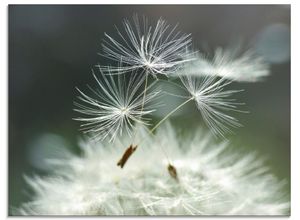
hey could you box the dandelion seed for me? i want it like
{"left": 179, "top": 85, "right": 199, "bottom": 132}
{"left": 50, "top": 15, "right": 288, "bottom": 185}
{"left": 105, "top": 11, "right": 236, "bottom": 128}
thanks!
{"left": 117, "top": 144, "right": 138, "bottom": 168}
{"left": 73, "top": 67, "right": 160, "bottom": 142}
{"left": 167, "top": 163, "right": 178, "bottom": 181}
{"left": 99, "top": 15, "right": 194, "bottom": 77}
{"left": 180, "top": 75, "right": 244, "bottom": 137}
{"left": 178, "top": 45, "right": 270, "bottom": 82}
{"left": 16, "top": 123, "right": 289, "bottom": 215}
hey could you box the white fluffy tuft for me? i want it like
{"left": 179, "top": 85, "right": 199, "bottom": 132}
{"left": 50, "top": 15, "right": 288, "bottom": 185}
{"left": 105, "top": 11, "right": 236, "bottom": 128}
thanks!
{"left": 100, "top": 15, "right": 194, "bottom": 77}
{"left": 16, "top": 123, "right": 289, "bottom": 215}
{"left": 74, "top": 67, "right": 159, "bottom": 142}
{"left": 177, "top": 45, "right": 270, "bottom": 82}
{"left": 180, "top": 75, "right": 244, "bottom": 137}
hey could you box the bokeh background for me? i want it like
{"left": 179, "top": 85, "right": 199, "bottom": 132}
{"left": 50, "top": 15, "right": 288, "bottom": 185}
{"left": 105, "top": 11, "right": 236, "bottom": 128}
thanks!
{"left": 9, "top": 5, "right": 290, "bottom": 212}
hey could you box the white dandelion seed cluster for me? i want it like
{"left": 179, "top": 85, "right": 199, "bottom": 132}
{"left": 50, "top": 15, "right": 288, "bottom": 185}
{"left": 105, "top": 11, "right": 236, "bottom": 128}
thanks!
{"left": 100, "top": 15, "right": 194, "bottom": 76}
{"left": 16, "top": 124, "right": 289, "bottom": 215}
{"left": 74, "top": 15, "right": 270, "bottom": 140}
{"left": 74, "top": 68, "right": 160, "bottom": 142}
{"left": 177, "top": 45, "right": 270, "bottom": 82}
{"left": 179, "top": 75, "right": 244, "bottom": 137}
{"left": 16, "top": 15, "right": 289, "bottom": 216}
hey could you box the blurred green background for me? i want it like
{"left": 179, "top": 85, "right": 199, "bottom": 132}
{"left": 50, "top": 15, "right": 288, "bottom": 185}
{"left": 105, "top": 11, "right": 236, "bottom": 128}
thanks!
{"left": 9, "top": 5, "right": 290, "bottom": 211}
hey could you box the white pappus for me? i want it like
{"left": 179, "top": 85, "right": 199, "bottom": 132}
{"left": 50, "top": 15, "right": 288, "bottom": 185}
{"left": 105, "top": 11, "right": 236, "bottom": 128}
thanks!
{"left": 178, "top": 74, "right": 244, "bottom": 138}
{"left": 99, "top": 15, "right": 195, "bottom": 77}
{"left": 177, "top": 45, "right": 270, "bottom": 82}
{"left": 15, "top": 123, "right": 289, "bottom": 215}
{"left": 73, "top": 67, "right": 160, "bottom": 142}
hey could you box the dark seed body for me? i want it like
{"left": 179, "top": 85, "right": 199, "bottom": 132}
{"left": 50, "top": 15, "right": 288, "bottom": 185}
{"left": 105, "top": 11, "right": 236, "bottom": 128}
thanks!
{"left": 168, "top": 163, "right": 178, "bottom": 180}
{"left": 117, "top": 144, "right": 138, "bottom": 168}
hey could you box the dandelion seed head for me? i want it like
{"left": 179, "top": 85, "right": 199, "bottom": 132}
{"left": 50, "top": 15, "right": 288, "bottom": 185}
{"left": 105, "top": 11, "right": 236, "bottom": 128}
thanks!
{"left": 100, "top": 15, "right": 194, "bottom": 77}
{"left": 180, "top": 75, "right": 243, "bottom": 137}
{"left": 177, "top": 44, "right": 270, "bottom": 82}
{"left": 16, "top": 123, "right": 289, "bottom": 215}
{"left": 73, "top": 68, "right": 160, "bottom": 142}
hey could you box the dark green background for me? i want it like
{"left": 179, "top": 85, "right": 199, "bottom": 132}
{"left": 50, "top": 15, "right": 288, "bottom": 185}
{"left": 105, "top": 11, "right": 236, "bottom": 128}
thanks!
{"left": 9, "top": 5, "right": 290, "bottom": 211}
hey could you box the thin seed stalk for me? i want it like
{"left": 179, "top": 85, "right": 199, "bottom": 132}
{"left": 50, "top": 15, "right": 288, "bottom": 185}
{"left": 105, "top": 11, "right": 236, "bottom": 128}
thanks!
{"left": 132, "top": 72, "right": 149, "bottom": 143}
{"left": 140, "top": 73, "right": 149, "bottom": 114}
{"left": 149, "top": 97, "right": 194, "bottom": 134}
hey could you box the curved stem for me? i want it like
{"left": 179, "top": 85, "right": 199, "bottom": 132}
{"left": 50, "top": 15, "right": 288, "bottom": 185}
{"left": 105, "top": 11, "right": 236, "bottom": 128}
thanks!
{"left": 132, "top": 72, "right": 149, "bottom": 143}
{"left": 141, "top": 73, "right": 149, "bottom": 113}
{"left": 149, "top": 97, "right": 194, "bottom": 134}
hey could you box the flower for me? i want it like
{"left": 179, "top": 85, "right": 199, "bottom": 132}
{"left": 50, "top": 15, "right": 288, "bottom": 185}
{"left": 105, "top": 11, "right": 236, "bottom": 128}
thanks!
{"left": 73, "top": 67, "right": 159, "bottom": 142}
{"left": 177, "top": 45, "right": 270, "bottom": 82}
{"left": 179, "top": 75, "right": 244, "bottom": 137}
{"left": 99, "top": 15, "right": 194, "bottom": 77}
{"left": 15, "top": 123, "right": 289, "bottom": 215}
